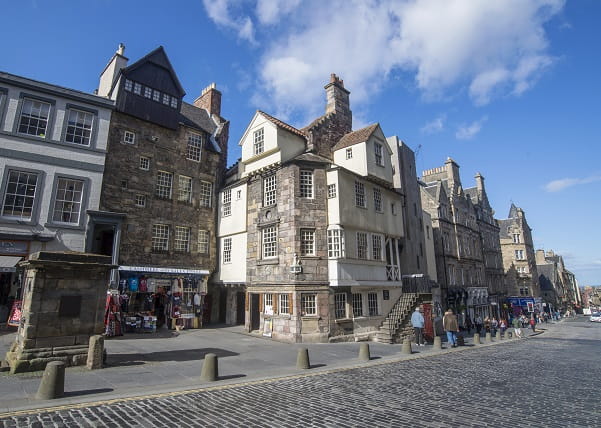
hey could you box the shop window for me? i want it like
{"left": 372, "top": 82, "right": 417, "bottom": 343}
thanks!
{"left": 334, "top": 293, "right": 346, "bottom": 319}
{"left": 301, "top": 294, "right": 316, "bottom": 316}
{"left": 264, "top": 293, "right": 273, "bottom": 315}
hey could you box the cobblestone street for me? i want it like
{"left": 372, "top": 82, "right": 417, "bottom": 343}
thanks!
{"left": 1, "top": 319, "right": 599, "bottom": 427}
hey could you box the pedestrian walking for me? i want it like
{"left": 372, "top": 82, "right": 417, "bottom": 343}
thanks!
{"left": 475, "top": 315, "right": 483, "bottom": 334}
{"left": 484, "top": 317, "right": 491, "bottom": 334}
{"left": 499, "top": 318, "right": 507, "bottom": 335}
{"left": 411, "top": 307, "right": 425, "bottom": 346}
{"left": 443, "top": 309, "right": 460, "bottom": 348}
{"left": 529, "top": 315, "right": 536, "bottom": 332}
{"left": 491, "top": 317, "right": 498, "bottom": 336}
{"left": 512, "top": 317, "right": 522, "bottom": 338}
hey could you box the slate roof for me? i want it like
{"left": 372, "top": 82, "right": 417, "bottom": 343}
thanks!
{"left": 258, "top": 110, "right": 307, "bottom": 139}
{"left": 290, "top": 152, "right": 332, "bottom": 164}
{"left": 497, "top": 218, "right": 515, "bottom": 238}
{"left": 121, "top": 46, "right": 185, "bottom": 96}
{"left": 332, "top": 123, "right": 379, "bottom": 151}
{"left": 508, "top": 203, "right": 519, "bottom": 219}
{"left": 179, "top": 101, "right": 221, "bottom": 153}
{"left": 464, "top": 186, "right": 478, "bottom": 202}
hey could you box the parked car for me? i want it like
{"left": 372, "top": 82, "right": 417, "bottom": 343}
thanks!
{"left": 590, "top": 313, "right": 601, "bottom": 322}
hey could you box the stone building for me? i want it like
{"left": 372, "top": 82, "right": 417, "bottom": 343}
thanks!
{"left": 497, "top": 204, "right": 540, "bottom": 298}
{"left": 95, "top": 45, "right": 228, "bottom": 323}
{"left": 536, "top": 249, "right": 581, "bottom": 312}
{"left": 420, "top": 159, "right": 493, "bottom": 319}
{"left": 215, "top": 75, "right": 433, "bottom": 343}
{"left": 0, "top": 71, "right": 113, "bottom": 313}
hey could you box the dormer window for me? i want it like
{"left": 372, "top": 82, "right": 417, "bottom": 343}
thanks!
{"left": 346, "top": 148, "right": 353, "bottom": 159}
{"left": 170, "top": 97, "right": 178, "bottom": 108}
{"left": 133, "top": 83, "right": 142, "bottom": 95}
{"left": 253, "top": 128, "right": 264, "bottom": 155}
{"left": 163, "top": 94, "right": 170, "bottom": 105}
{"left": 144, "top": 87, "right": 152, "bottom": 98}
{"left": 153, "top": 90, "right": 160, "bottom": 102}
{"left": 124, "top": 79, "right": 133, "bottom": 92}
{"left": 374, "top": 143, "right": 383, "bottom": 166}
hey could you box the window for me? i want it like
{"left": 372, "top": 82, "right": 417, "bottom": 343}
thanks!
{"left": 163, "top": 94, "right": 170, "bottom": 105}
{"left": 170, "top": 97, "right": 178, "bottom": 108}
{"left": 174, "top": 226, "right": 190, "bottom": 252}
{"left": 222, "top": 189, "right": 231, "bottom": 217}
{"left": 144, "top": 87, "right": 152, "bottom": 98}
{"left": 346, "top": 148, "right": 353, "bottom": 159}
{"left": 124, "top": 131, "right": 136, "bottom": 144}
{"left": 512, "top": 234, "right": 521, "bottom": 244}
{"left": 372, "top": 235, "right": 382, "bottom": 260}
{"left": 223, "top": 237, "right": 232, "bottom": 263}
{"left": 65, "top": 109, "right": 94, "bottom": 146}
{"left": 156, "top": 171, "right": 173, "bottom": 199}
{"left": 355, "top": 181, "right": 366, "bottom": 208}
{"left": 279, "top": 294, "right": 289, "bottom": 315}
{"left": 253, "top": 128, "right": 264, "bottom": 155}
{"left": 300, "top": 229, "right": 315, "bottom": 256}
{"left": 301, "top": 294, "right": 316, "bottom": 316}
{"left": 120, "top": 180, "right": 127, "bottom": 189}
{"left": 299, "top": 170, "right": 313, "bottom": 198}
{"left": 18, "top": 98, "right": 51, "bottom": 137}
{"left": 1, "top": 170, "right": 39, "bottom": 220}
{"left": 357, "top": 232, "right": 368, "bottom": 259}
{"left": 199, "top": 181, "right": 212, "bottom": 207}
{"left": 264, "top": 293, "right": 273, "bottom": 314}
{"left": 327, "top": 184, "right": 336, "bottom": 199}
{"left": 236, "top": 189, "right": 242, "bottom": 200}
{"left": 135, "top": 194, "right": 146, "bottom": 207}
{"left": 373, "top": 188, "right": 382, "bottom": 212}
{"left": 515, "top": 250, "right": 524, "bottom": 260}
{"left": 263, "top": 174, "right": 276, "bottom": 207}
{"left": 153, "top": 90, "right": 160, "bottom": 102}
{"left": 391, "top": 202, "right": 396, "bottom": 215}
{"left": 426, "top": 226, "right": 430, "bottom": 239}
{"left": 139, "top": 156, "right": 150, "bottom": 171}
{"left": 327, "top": 228, "right": 345, "bottom": 258}
{"left": 52, "top": 178, "right": 84, "bottom": 224}
{"left": 335, "top": 293, "right": 347, "bottom": 319}
{"left": 368, "top": 292, "right": 378, "bottom": 316}
{"left": 262, "top": 226, "right": 277, "bottom": 258}
{"left": 352, "top": 293, "right": 363, "bottom": 317}
{"left": 198, "top": 230, "right": 209, "bottom": 254}
{"left": 152, "top": 224, "right": 169, "bottom": 251}
{"left": 374, "top": 143, "right": 383, "bottom": 166}
{"left": 134, "top": 83, "right": 142, "bottom": 95}
{"left": 187, "top": 133, "right": 202, "bottom": 162}
{"left": 178, "top": 175, "right": 192, "bottom": 203}
{"left": 124, "top": 79, "right": 133, "bottom": 91}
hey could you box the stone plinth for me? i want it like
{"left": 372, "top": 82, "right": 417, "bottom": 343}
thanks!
{"left": 5, "top": 251, "right": 113, "bottom": 373}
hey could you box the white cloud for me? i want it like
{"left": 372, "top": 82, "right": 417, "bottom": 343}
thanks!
{"left": 455, "top": 116, "right": 488, "bottom": 140}
{"left": 544, "top": 175, "right": 601, "bottom": 192}
{"left": 202, "top": 0, "right": 565, "bottom": 118}
{"left": 202, "top": 0, "right": 256, "bottom": 43}
{"left": 420, "top": 114, "right": 446, "bottom": 134}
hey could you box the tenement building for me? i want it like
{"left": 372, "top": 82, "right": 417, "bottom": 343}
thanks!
{"left": 0, "top": 71, "right": 113, "bottom": 314}
{"left": 420, "top": 159, "right": 493, "bottom": 320}
{"left": 95, "top": 45, "right": 228, "bottom": 328}
{"left": 497, "top": 204, "right": 540, "bottom": 299}
{"left": 536, "top": 249, "right": 581, "bottom": 312}
{"left": 215, "top": 75, "right": 431, "bottom": 343}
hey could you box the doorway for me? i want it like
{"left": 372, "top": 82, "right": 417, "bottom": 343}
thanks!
{"left": 250, "top": 293, "right": 260, "bottom": 331}
{"left": 236, "top": 291, "right": 245, "bottom": 325}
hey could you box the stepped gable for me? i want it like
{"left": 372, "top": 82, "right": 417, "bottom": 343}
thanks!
{"left": 332, "top": 123, "right": 379, "bottom": 151}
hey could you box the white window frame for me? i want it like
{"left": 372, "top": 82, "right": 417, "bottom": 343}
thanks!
{"left": 327, "top": 184, "right": 336, "bottom": 199}
{"left": 357, "top": 232, "right": 368, "bottom": 260}
{"left": 18, "top": 98, "right": 51, "bottom": 137}
{"left": 152, "top": 224, "right": 169, "bottom": 252}
{"left": 373, "top": 188, "right": 382, "bottom": 212}
{"left": 222, "top": 189, "right": 232, "bottom": 217}
{"left": 135, "top": 194, "right": 146, "bottom": 208}
{"left": 262, "top": 226, "right": 277, "bottom": 259}
{"left": 174, "top": 226, "right": 191, "bottom": 252}
{"left": 124, "top": 79, "right": 133, "bottom": 91}
{"left": 199, "top": 181, "right": 212, "bottom": 208}
{"left": 300, "top": 229, "right": 315, "bottom": 256}
{"left": 124, "top": 130, "right": 136, "bottom": 144}
{"left": 153, "top": 89, "right": 160, "bottom": 102}
{"left": 223, "top": 237, "right": 232, "bottom": 263}
{"left": 279, "top": 294, "right": 289, "bottom": 315}
{"left": 264, "top": 293, "right": 273, "bottom": 315}
{"left": 301, "top": 294, "right": 316, "bottom": 316}
{"left": 355, "top": 181, "right": 366, "bottom": 208}
{"left": 512, "top": 234, "right": 521, "bottom": 244}
{"left": 352, "top": 293, "right": 363, "bottom": 317}
{"left": 156, "top": 171, "right": 173, "bottom": 199}
{"left": 1, "top": 170, "right": 39, "bottom": 220}
{"left": 334, "top": 293, "right": 347, "bottom": 319}
{"left": 134, "top": 82, "right": 142, "bottom": 95}
{"left": 144, "top": 87, "right": 152, "bottom": 98}
{"left": 163, "top": 93, "right": 170, "bottom": 105}
{"left": 263, "top": 174, "right": 276, "bottom": 207}
{"left": 198, "top": 230, "right": 209, "bottom": 254}
{"left": 139, "top": 156, "right": 150, "bottom": 171}
{"left": 65, "top": 108, "right": 94, "bottom": 146}
{"left": 51, "top": 177, "right": 84, "bottom": 225}
{"left": 299, "top": 170, "right": 314, "bottom": 198}
{"left": 253, "top": 128, "right": 264, "bottom": 156}
{"left": 178, "top": 175, "right": 193, "bottom": 203}
{"left": 187, "top": 133, "right": 203, "bottom": 162}
{"left": 327, "top": 227, "right": 345, "bottom": 258}
{"left": 368, "top": 292, "right": 379, "bottom": 316}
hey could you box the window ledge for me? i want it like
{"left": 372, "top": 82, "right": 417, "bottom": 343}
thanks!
{"left": 45, "top": 222, "right": 85, "bottom": 231}
{"left": 257, "top": 259, "right": 279, "bottom": 266}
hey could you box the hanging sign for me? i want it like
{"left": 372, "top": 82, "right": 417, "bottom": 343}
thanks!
{"left": 7, "top": 300, "right": 23, "bottom": 327}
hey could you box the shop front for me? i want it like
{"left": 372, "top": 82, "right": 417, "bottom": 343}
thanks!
{"left": 0, "top": 240, "right": 29, "bottom": 324}
{"left": 104, "top": 265, "right": 209, "bottom": 336}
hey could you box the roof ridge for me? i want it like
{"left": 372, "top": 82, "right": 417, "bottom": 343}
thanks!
{"left": 258, "top": 110, "right": 307, "bottom": 139}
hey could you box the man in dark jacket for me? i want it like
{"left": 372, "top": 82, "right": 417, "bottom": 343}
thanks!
{"left": 443, "top": 309, "right": 460, "bottom": 347}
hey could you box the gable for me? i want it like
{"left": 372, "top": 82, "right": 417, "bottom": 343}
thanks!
{"left": 122, "top": 47, "right": 185, "bottom": 97}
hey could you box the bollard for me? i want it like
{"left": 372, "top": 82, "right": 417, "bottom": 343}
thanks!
{"left": 485, "top": 332, "right": 492, "bottom": 343}
{"left": 433, "top": 336, "right": 442, "bottom": 350}
{"left": 36, "top": 361, "right": 65, "bottom": 400}
{"left": 496, "top": 330, "right": 502, "bottom": 341}
{"left": 358, "top": 343, "right": 371, "bottom": 361}
{"left": 473, "top": 333, "right": 481, "bottom": 345}
{"left": 200, "top": 353, "right": 219, "bottom": 382}
{"left": 87, "top": 335, "right": 104, "bottom": 370}
{"left": 296, "top": 348, "right": 310, "bottom": 369}
{"left": 505, "top": 331, "right": 513, "bottom": 340}
{"left": 401, "top": 338, "right": 412, "bottom": 355}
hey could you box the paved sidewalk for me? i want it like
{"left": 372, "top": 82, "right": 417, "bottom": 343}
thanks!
{"left": 0, "top": 320, "right": 558, "bottom": 414}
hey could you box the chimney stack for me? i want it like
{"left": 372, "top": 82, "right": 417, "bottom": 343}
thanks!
{"left": 194, "top": 83, "right": 222, "bottom": 117}
{"left": 324, "top": 73, "right": 351, "bottom": 132}
{"left": 445, "top": 157, "right": 461, "bottom": 192}
{"left": 98, "top": 44, "right": 128, "bottom": 99}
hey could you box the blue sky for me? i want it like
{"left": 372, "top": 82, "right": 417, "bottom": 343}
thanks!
{"left": 1, "top": 0, "right": 599, "bottom": 285}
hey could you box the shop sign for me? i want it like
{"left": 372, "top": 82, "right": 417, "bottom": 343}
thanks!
{"left": 262, "top": 318, "right": 273, "bottom": 337}
{"left": 7, "top": 300, "right": 22, "bottom": 327}
{"left": 0, "top": 241, "right": 29, "bottom": 256}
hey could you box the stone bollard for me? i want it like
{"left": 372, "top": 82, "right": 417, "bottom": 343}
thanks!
{"left": 200, "top": 353, "right": 219, "bottom": 381}
{"left": 401, "top": 338, "right": 412, "bottom": 355}
{"left": 87, "top": 335, "right": 104, "bottom": 370}
{"left": 496, "top": 330, "right": 502, "bottom": 341}
{"left": 473, "top": 333, "right": 481, "bottom": 345}
{"left": 485, "top": 332, "right": 492, "bottom": 343}
{"left": 296, "top": 348, "right": 310, "bottom": 369}
{"left": 358, "top": 343, "right": 371, "bottom": 361}
{"left": 505, "top": 331, "right": 513, "bottom": 340}
{"left": 433, "top": 336, "right": 442, "bottom": 350}
{"left": 36, "top": 361, "right": 65, "bottom": 400}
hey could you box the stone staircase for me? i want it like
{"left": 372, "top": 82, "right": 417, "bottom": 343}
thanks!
{"left": 375, "top": 293, "right": 419, "bottom": 344}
